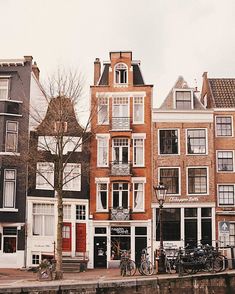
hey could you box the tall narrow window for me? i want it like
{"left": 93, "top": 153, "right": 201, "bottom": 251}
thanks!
{"left": 133, "top": 138, "right": 144, "bottom": 166}
{"left": 159, "top": 130, "right": 178, "bottom": 154}
{"left": 3, "top": 169, "right": 16, "bottom": 208}
{"left": 217, "top": 151, "right": 234, "bottom": 171}
{"left": 97, "top": 136, "right": 109, "bottom": 167}
{"left": 188, "top": 168, "right": 207, "bottom": 194}
{"left": 33, "top": 204, "right": 54, "bottom": 236}
{"left": 36, "top": 162, "right": 54, "bottom": 190}
{"left": 63, "top": 163, "right": 81, "bottom": 191}
{"left": 159, "top": 168, "right": 179, "bottom": 194}
{"left": 5, "top": 121, "right": 18, "bottom": 152}
{"left": 112, "top": 97, "right": 129, "bottom": 130}
{"left": 98, "top": 97, "right": 108, "bottom": 124}
{"left": 97, "top": 183, "right": 108, "bottom": 211}
{"left": 187, "top": 129, "right": 206, "bottom": 154}
{"left": 115, "top": 63, "right": 127, "bottom": 84}
{"left": 133, "top": 182, "right": 144, "bottom": 211}
{"left": 0, "top": 79, "right": 9, "bottom": 100}
{"left": 175, "top": 91, "right": 192, "bottom": 110}
{"left": 133, "top": 97, "right": 144, "bottom": 123}
{"left": 216, "top": 117, "right": 232, "bottom": 136}
{"left": 112, "top": 183, "right": 128, "bottom": 209}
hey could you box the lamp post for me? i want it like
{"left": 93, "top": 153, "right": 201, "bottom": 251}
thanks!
{"left": 153, "top": 182, "right": 167, "bottom": 274}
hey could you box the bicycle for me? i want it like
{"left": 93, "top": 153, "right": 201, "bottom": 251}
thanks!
{"left": 139, "top": 247, "right": 154, "bottom": 276}
{"left": 120, "top": 250, "right": 136, "bottom": 277}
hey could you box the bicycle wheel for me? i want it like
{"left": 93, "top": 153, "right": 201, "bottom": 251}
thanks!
{"left": 212, "top": 256, "right": 224, "bottom": 273}
{"left": 126, "top": 260, "right": 136, "bottom": 276}
{"left": 120, "top": 262, "right": 127, "bottom": 276}
{"left": 140, "top": 261, "right": 154, "bottom": 276}
{"left": 137, "top": 263, "right": 144, "bottom": 275}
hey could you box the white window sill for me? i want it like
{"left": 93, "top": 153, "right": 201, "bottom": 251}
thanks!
{"left": 0, "top": 113, "right": 22, "bottom": 117}
{"left": 0, "top": 208, "right": 18, "bottom": 212}
{"left": 0, "top": 152, "right": 20, "bottom": 156}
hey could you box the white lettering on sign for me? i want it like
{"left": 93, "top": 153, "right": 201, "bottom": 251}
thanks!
{"left": 168, "top": 197, "right": 199, "bottom": 203}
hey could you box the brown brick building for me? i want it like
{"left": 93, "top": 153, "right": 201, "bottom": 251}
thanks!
{"left": 152, "top": 76, "right": 215, "bottom": 250}
{"left": 201, "top": 73, "right": 235, "bottom": 247}
{"left": 89, "top": 52, "right": 153, "bottom": 268}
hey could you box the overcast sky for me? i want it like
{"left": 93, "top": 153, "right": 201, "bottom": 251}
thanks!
{"left": 1, "top": 0, "right": 235, "bottom": 107}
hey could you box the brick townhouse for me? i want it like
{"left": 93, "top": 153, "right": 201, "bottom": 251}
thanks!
{"left": 201, "top": 73, "right": 235, "bottom": 247}
{"left": 152, "top": 76, "right": 216, "bottom": 251}
{"left": 26, "top": 96, "right": 90, "bottom": 267}
{"left": 89, "top": 51, "right": 153, "bottom": 268}
{"left": 0, "top": 57, "right": 44, "bottom": 267}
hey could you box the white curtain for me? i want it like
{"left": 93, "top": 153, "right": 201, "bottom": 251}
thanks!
{"left": 134, "top": 183, "right": 143, "bottom": 210}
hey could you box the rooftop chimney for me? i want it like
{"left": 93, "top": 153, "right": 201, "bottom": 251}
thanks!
{"left": 32, "top": 61, "right": 40, "bottom": 80}
{"left": 94, "top": 58, "right": 101, "bottom": 85}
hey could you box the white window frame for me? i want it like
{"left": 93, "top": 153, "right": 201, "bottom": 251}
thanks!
{"left": 173, "top": 88, "right": 194, "bottom": 110}
{"left": 76, "top": 204, "right": 87, "bottom": 220}
{"left": 158, "top": 129, "right": 180, "bottom": 156}
{"left": 2, "top": 226, "right": 17, "bottom": 254}
{"left": 112, "top": 137, "right": 130, "bottom": 163}
{"left": 133, "top": 96, "right": 144, "bottom": 124}
{"left": 36, "top": 162, "right": 54, "bottom": 190}
{"left": 216, "top": 150, "right": 234, "bottom": 173}
{"left": 217, "top": 184, "right": 235, "bottom": 207}
{"left": 158, "top": 167, "right": 181, "bottom": 196}
{"left": 3, "top": 169, "right": 16, "bottom": 209}
{"left": 63, "top": 163, "right": 81, "bottom": 191}
{"left": 114, "top": 63, "right": 128, "bottom": 85}
{"left": 98, "top": 97, "right": 109, "bottom": 125}
{"left": 112, "top": 182, "right": 129, "bottom": 209}
{"left": 5, "top": 121, "right": 18, "bottom": 153}
{"left": 186, "top": 166, "right": 209, "bottom": 196}
{"left": 186, "top": 128, "right": 208, "bottom": 155}
{"left": 95, "top": 178, "right": 109, "bottom": 212}
{"left": 96, "top": 134, "right": 109, "bottom": 167}
{"left": 215, "top": 115, "right": 233, "bottom": 137}
{"left": 0, "top": 78, "right": 9, "bottom": 100}
{"left": 132, "top": 133, "right": 146, "bottom": 167}
{"left": 132, "top": 177, "right": 146, "bottom": 212}
{"left": 32, "top": 203, "right": 55, "bottom": 236}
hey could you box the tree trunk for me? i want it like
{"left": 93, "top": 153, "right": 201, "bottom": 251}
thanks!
{"left": 55, "top": 188, "right": 63, "bottom": 280}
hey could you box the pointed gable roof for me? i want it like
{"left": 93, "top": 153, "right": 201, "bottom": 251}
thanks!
{"left": 159, "top": 76, "right": 205, "bottom": 111}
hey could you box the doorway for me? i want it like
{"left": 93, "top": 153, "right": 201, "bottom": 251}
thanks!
{"left": 94, "top": 237, "right": 107, "bottom": 268}
{"left": 135, "top": 237, "right": 147, "bottom": 266}
{"left": 62, "top": 223, "right": 71, "bottom": 252}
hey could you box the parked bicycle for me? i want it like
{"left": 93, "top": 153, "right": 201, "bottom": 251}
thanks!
{"left": 120, "top": 250, "right": 136, "bottom": 277}
{"left": 138, "top": 246, "right": 154, "bottom": 276}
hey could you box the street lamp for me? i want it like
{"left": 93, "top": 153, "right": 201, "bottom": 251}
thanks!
{"left": 153, "top": 182, "right": 167, "bottom": 274}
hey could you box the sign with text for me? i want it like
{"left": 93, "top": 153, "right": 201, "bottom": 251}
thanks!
{"left": 219, "top": 221, "right": 230, "bottom": 235}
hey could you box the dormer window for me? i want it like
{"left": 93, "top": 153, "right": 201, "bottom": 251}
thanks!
{"left": 0, "top": 78, "right": 9, "bottom": 100}
{"left": 115, "top": 63, "right": 127, "bottom": 84}
{"left": 175, "top": 90, "right": 193, "bottom": 110}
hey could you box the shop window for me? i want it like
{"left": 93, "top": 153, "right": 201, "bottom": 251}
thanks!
{"left": 187, "top": 129, "right": 206, "bottom": 154}
{"left": 159, "top": 130, "right": 178, "bottom": 154}
{"left": 76, "top": 205, "right": 86, "bottom": 220}
{"left": 3, "top": 227, "right": 17, "bottom": 253}
{"left": 111, "top": 227, "right": 130, "bottom": 260}
{"left": 159, "top": 168, "right": 179, "bottom": 194}
{"left": 216, "top": 116, "right": 232, "bottom": 137}
{"left": 135, "top": 227, "right": 147, "bottom": 235}
{"left": 184, "top": 208, "right": 198, "bottom": 248}
{"left": 156, "top": 208, "right": 180, "bottom": 241}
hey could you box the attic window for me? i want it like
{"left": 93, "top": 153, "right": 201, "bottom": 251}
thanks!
{"left": 175, "top": 91, "right": 192, "bottom": 110}
{"left": 115, "top": 63, "right": 127, "bottom": 84}
{"left": 54, "top": 121, "right": 67, "bottom": 133}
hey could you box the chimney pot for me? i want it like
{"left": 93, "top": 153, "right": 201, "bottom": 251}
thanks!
{"left": 94, "top": 58, "right": 101, "bottom": 85}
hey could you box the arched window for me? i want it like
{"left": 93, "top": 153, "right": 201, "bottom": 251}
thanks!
{"left": 115, "top": 63, "right": 127, "bottom": 84}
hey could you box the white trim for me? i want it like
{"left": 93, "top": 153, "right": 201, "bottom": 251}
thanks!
{"left": 215, "top": 115, "right": 233, "bottom": 137}
{"left": 158, "top": 167, "right": 181, "bottom": 196}
{"left": 153, "top": 111, "right": 213, "bottom": 123}
{"left": 132, "top": 136, "right": 145, "bottom": 167}
{"left": 158, "top": 129, "right": 180, "bottom": 156}
{"left": 0, "top": 208, "right": 18, "bottom": 212}
{"left": 111, "top": 182, "right": 129, "bottom": 209}
{"left": 131, "top": 177, "right": 147, "bottom": 183}
{"left": 96, "top": 134, "right": 110, "bottom": 139}
{"left": 96, "top": 136, "right": 109, "bottom": 167}
{"left": 214, "top": 108, "right": 235, "bottom": 111}
{"left": 3, "top": 169, "right": 17, "bottom": 209}
{"left": 0, "top": 152, "right": 20, "bottom": 156}
{"left": 216, "top": 150, "right": 235, "bottom": 173}
{"left": 112, "top": 137, "right": 130, "bottom": 162}
{"left": 0, "top": 99, "right": 23, "bottom": 104}
{"left": 185, "top": 128, "right": 208, "bottom": 155}
{"left": 0, "top": 113, "right": 22, "bottom": 117}
{"left": 132, "top": 133, "right": 146, "bottom": 139}
{"left": 96, "top": 181, "right": 109, "bottom": 212}
{"left": 97, "top": 96, "right": 109, "bottom": 125}
{"left": 5, "top": 120, "right": 18, "bottom": 153}
{"left": 186, "top": 166, "right": 209, "bottom": 196}
{"left": 96, "top": 91, "right": 146, "bottom": 98}
{"left": 217, "top": 184, "right": 235, "bottom": 207}
{"left": 114, "top": 62, "right": 128, "bottom": 86}
{"left": 95, "top": 177, "right": 110, "bottom": 183}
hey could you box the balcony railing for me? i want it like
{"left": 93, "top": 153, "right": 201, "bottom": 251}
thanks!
{"left": 110, "top": 206, "right": 130, "bottom": 221}
{"left": 110, "top": 161, "right": 131, "bottom": 176}
{"left": 112, "top": 117, "right": 130, "bottom": 130}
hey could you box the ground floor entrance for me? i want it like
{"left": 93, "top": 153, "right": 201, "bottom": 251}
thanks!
{"left": 91, "top": 220, "right": 151, "bottom": 269}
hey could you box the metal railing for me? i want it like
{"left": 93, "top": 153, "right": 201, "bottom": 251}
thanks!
{"left": 112, "top": 117, "right": 130, "bottom": 130}
{"left": 110, "top": 206, "right": 131, "bottom": 220}
{"left": 110, "top": 161, "right": 131, "bottom": 175}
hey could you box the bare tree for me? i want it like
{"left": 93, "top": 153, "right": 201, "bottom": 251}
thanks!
{"left": 27, "top": 69, "right": 95, "bottom": 280}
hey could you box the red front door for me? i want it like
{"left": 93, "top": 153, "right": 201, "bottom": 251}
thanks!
{"left": 62, "top": 222, "right": 72, "bottom": 252}
{"left": 76, "top": 223, "right": 86, "bottom": 252}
